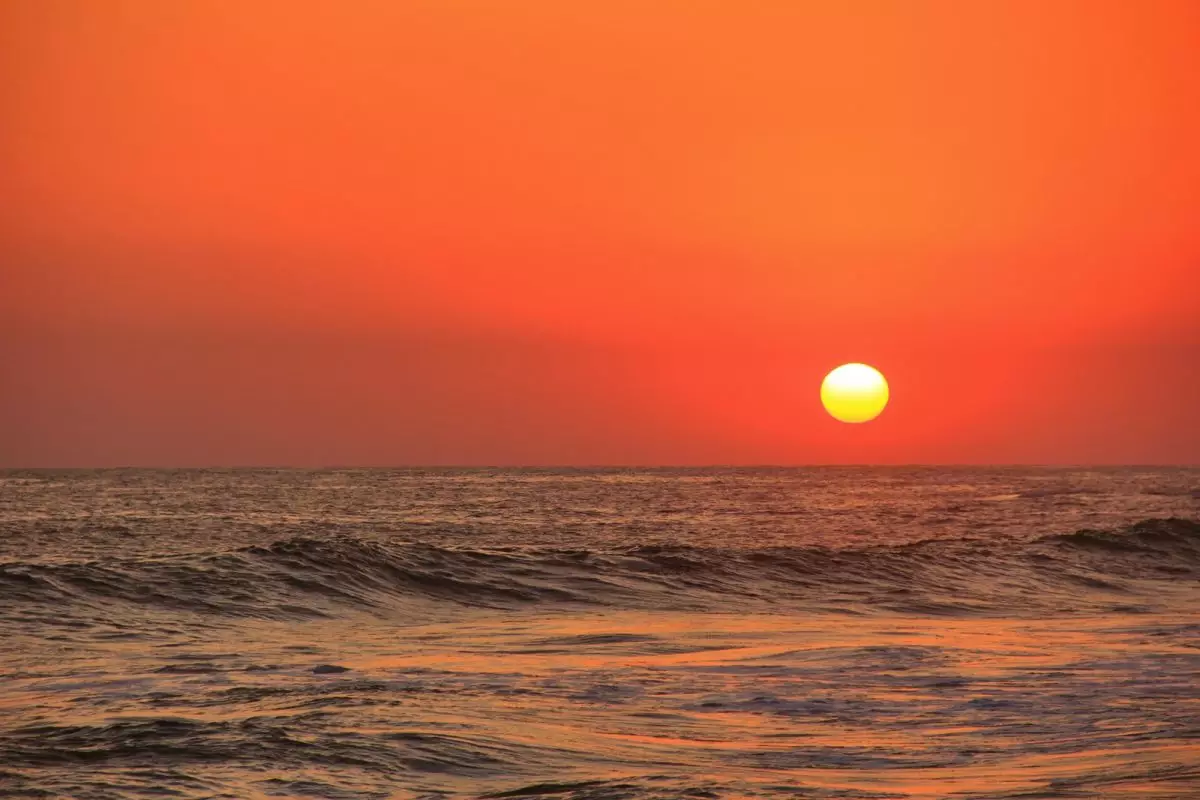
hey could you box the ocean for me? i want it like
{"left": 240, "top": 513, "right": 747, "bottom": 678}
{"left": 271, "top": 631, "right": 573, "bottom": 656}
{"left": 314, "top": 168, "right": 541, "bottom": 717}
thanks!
{"left": 1, "top": 467, "right": 1198, "bottom": 799}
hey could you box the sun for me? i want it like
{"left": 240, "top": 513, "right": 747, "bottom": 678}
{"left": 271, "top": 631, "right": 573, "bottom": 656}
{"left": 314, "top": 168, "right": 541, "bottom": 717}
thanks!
{"left": 821, "top": 363, "right": 889, "bottom": 423}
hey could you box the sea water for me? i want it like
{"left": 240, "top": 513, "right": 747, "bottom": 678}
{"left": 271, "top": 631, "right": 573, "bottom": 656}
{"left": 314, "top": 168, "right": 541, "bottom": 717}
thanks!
{"left": 2, "top": 467, "right": 1198, "bottom": 798}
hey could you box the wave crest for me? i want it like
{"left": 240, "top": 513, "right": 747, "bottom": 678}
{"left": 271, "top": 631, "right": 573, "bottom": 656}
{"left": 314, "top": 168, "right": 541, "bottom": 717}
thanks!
{"left": 2, "top": 518, "right": 1197, "bottom": 623}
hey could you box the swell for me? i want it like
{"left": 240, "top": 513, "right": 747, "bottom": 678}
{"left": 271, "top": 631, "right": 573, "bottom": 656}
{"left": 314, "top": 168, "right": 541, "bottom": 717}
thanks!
{"left": 1, "top": 518, "right": 1197, "bottom": 622}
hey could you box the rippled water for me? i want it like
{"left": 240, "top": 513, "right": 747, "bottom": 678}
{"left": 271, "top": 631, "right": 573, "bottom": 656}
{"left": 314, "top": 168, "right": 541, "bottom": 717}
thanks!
{"left": 2, "top": 468, "right": 1198, "bottom": 799}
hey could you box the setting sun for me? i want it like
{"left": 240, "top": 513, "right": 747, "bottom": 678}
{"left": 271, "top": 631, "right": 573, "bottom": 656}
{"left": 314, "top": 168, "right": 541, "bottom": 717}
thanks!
{"left": 2, "top": 3, "right": 1198, "bottom": 798}
{"left": 821, "top": 363, "right": 889, "bottom": 424}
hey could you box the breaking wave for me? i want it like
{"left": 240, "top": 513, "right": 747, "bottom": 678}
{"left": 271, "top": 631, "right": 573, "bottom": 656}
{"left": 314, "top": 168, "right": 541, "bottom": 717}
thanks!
{"left": 2, "top": 518, "right": 1197, "bottom": 623}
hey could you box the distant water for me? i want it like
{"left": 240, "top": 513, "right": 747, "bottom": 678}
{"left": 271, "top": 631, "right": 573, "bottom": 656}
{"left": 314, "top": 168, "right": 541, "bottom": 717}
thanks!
{"left": 2, "top": 468, "right": 1198, "bottom": 799}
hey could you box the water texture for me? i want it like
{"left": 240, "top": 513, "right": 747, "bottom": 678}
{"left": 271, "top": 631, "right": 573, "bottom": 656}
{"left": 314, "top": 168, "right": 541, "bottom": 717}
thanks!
{"left": 1, "top": 468, "right": 1197, "bottom": 799}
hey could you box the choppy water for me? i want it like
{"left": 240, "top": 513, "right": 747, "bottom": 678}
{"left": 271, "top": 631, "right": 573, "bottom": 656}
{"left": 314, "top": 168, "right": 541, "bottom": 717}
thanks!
{"left": 2, "top": 468, "right": 1198, "bottom": 799}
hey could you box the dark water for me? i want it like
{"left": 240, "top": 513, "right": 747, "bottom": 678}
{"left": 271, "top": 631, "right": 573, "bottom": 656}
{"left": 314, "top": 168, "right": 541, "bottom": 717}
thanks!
{"left": 2, "top": 468, "right": 1198, "bottom": 799}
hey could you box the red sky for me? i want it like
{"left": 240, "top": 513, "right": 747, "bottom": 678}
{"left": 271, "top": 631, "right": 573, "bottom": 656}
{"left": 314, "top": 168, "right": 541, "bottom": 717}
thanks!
{"left": 2, "top": 0, "right": 1199, "bottom": 466}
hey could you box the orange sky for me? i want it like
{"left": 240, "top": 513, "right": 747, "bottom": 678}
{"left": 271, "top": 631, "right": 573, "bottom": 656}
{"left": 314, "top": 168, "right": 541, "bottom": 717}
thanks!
{"left": 2, "top": 0, "right": 1199, "bottom": 466}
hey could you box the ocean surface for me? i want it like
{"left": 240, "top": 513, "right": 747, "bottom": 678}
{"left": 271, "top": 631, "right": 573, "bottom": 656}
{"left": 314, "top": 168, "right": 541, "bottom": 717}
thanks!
{"left": 1, "top": 467, "right": 1198, "bottom": 799}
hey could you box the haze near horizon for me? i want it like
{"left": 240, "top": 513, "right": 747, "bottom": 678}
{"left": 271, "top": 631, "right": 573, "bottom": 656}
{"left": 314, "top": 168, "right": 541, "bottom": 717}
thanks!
{"left": 3, "top": 1, "right": 1199, "bottom": 466}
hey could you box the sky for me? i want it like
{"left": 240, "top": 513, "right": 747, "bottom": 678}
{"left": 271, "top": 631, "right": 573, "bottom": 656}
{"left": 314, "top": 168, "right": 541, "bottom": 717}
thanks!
{"left": 2, "top": 0, "right": 1199, "bottom": 466}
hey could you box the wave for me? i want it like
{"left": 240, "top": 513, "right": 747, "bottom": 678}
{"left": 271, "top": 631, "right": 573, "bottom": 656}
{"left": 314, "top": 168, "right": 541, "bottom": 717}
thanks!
{"left": 2, "top": 518, "right": 1197, "bottom": 623}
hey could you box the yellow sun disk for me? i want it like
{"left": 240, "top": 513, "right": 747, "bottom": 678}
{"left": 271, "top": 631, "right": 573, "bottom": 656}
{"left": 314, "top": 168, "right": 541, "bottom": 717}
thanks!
{"left": 821, "top": 363, "right": 889, "bottom": 423}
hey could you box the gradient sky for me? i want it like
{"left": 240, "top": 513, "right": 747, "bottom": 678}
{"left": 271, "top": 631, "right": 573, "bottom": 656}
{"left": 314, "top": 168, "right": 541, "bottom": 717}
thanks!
{"left": 3, "top": 0, "right": 1198, "bottom": 466}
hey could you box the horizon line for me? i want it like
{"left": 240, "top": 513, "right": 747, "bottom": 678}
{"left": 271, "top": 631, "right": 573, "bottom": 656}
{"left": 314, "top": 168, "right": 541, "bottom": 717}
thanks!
{"left": 3, "top": 463, "right": 1198, "bottom": 471}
